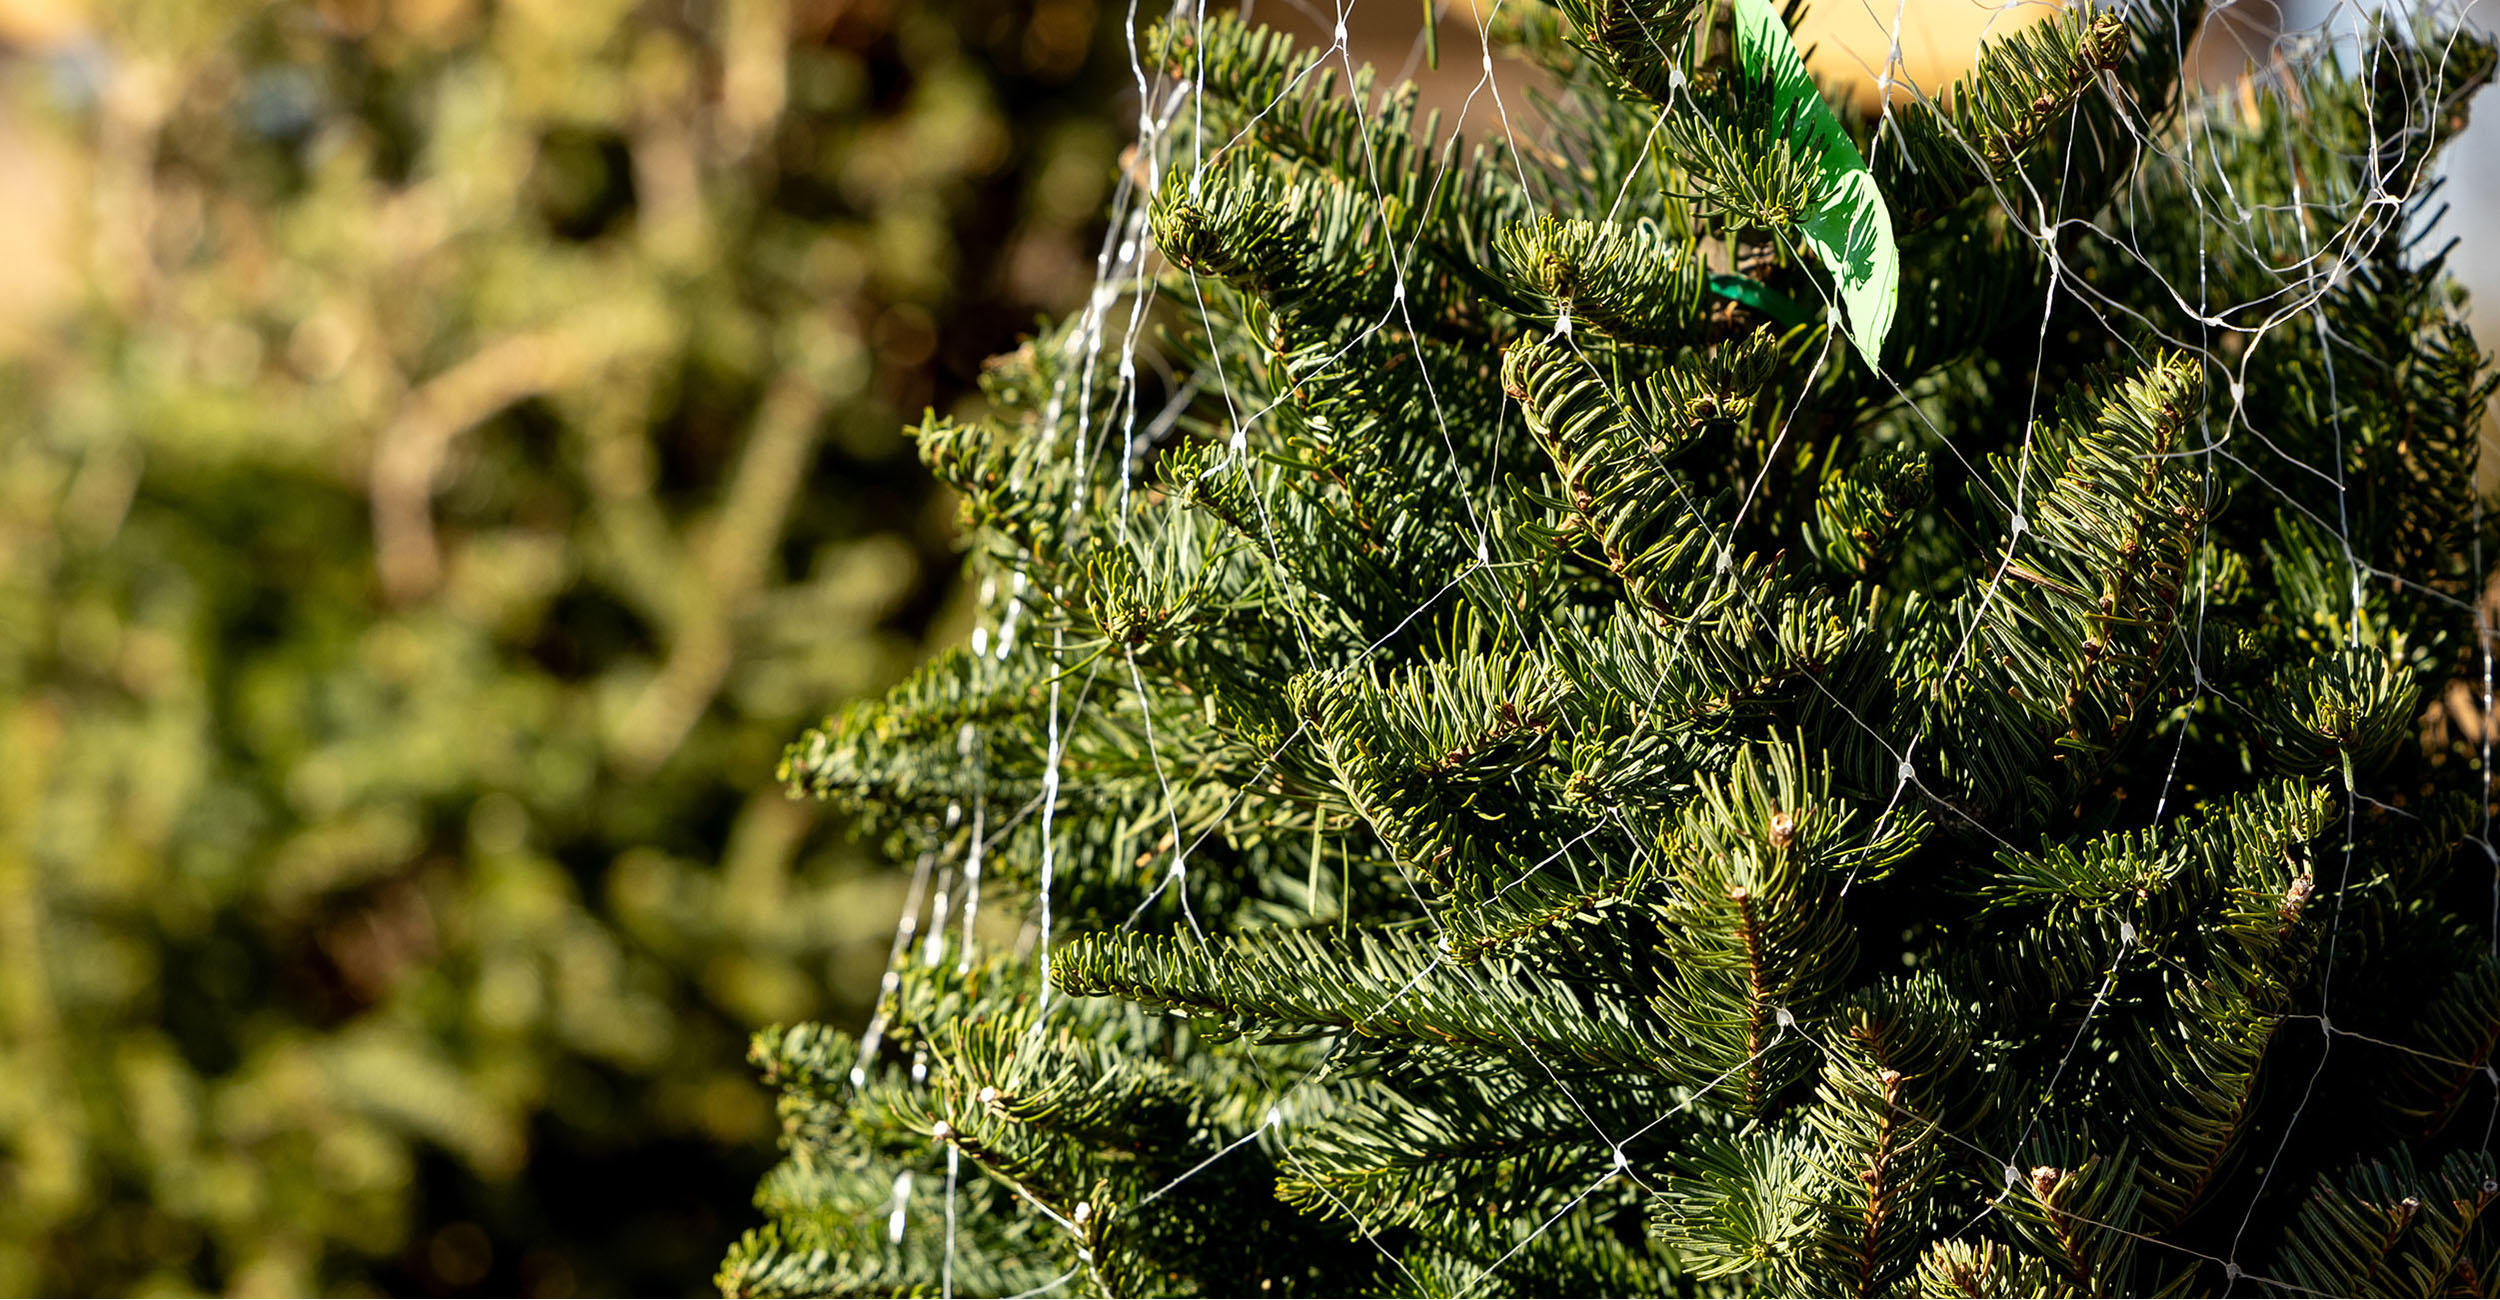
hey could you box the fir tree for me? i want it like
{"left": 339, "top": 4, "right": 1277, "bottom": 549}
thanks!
{"left": 730, "top": 1, "right": 2500, "bottom": 1294}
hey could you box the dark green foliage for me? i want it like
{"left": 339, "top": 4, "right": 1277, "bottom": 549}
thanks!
{"left": 741, "top": 1, "right": 2500, "bottom": 1295}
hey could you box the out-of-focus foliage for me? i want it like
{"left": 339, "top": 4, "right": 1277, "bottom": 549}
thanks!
{"left": 0, "top": 0, "right": 1119, "bottom": 1292}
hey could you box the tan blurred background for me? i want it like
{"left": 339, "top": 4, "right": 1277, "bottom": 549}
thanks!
{"left": 0, "top": 0, "right": 1124, "bottom": 1293}
{"left": 0, "top": 0, "right": 2482, "bottom": 1296}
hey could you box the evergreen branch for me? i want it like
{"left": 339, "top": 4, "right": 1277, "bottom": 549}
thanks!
{"left": 1495, "top": 215, "right": 1714, "bottom": 346}
{"left": 1909, "top": 1238, "right": 2058, "bottom": 1296}
{"left": 1649, "top": 745, "right": 1901, "bottom": 1108}
{"left": 779, "top": 647, "right": 1175, "bottom": 828}
{"left": 1650, "top": 1126, "right": 1825, "bottom": 1289}
{"left": 1996, "top": 1153, "right": 2145, "bottom": 1293}
{"left": 2382, "top": 952, "right": 2500, "bottom": 1134}
{"left": 1874, "top": 8, "right": 2132, "bottom": 230}
{"left": 1275, "top": 1061, "right": 1680, "bottom": 1232}
{"left": 1812, "top": 447, "right": 1933, "bottom": 576}
{"left": 1292, "top": 649, "right": 1585, "bottom": 900}
{"left": 720, "top": 1224, "right": 906, "bottom": 1299}
{"left": 2122, "top": 970, "right": 2286, "bottom": 1227}
{"left": 1052, "top": 928, "right": 1677, "bottom": 1075}
{"left": 1981, "top": 779, "right": 2336, "bottom": 920}
{"left": 1923, "top": 351, "right": 2208, "bottom": 819}
{"left": 2258, "top": 645, "right": 2424, "bottom": 777}
{"left": 1503, "top": 332, "right": 1862, "bottom": 722}
{"left": 1148, "top": 12, "right": 1534, "bottom": 316}
{"left": 1544, "top": 0, "right": 1708, "bottom": 108}
{"left": 1152, "top": 154, "right": 1406, "bottom": 332}
{"left": 1800, "top": 975, "right": 1987, "bottom": 1295}
{"left": 2270, "top": 1149, "right": 2500, "bottom": 1297}
{"left": 1659, "top": 54, "right": 1836, "bottom": 235}
{"left": 1432, "top": 847, "right": 1659, "bottom": 965}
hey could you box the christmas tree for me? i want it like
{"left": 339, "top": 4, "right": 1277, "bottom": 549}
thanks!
{"left": 729, "top": 0, "right": 2500, "bottom": 1293}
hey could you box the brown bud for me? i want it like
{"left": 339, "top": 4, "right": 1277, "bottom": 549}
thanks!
{"left": 1768, "top": 810, "right": 1798, "bottom": 848}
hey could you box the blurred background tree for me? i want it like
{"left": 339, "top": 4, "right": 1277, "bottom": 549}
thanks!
{"left": 0, "top": 0, "right": 1121, "bottom": 1292}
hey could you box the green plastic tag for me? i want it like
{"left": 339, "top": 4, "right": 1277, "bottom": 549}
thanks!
{"left": 1729, "top": 0, "right": 1898, "bottom": 370}
{"left": 1707, "top": 272, "right": 1811, "bottom": 328}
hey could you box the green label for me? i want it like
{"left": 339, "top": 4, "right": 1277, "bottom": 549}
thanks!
{"left": 1729, "top": 0, "right": 1900, "bottom": 370}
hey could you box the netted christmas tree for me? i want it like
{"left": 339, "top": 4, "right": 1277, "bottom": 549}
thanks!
{"left": 728, "top": 0, "right": 2500, "bottom": 1294}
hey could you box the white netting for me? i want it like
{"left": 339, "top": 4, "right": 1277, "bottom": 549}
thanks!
{"left": 851, "top": 0, "right": 2500, "bottom": 1293}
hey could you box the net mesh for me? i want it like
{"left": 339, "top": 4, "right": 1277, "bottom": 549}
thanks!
{"left": 831, "top": 0, "right": 2500, "bottom": 1293}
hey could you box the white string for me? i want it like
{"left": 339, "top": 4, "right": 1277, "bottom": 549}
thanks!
{"left": 942, "top": 1143, "right": 961, "bottom": 1299}
{"left": 876, "top": 0, "right": 2500, "bottom": 1291}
